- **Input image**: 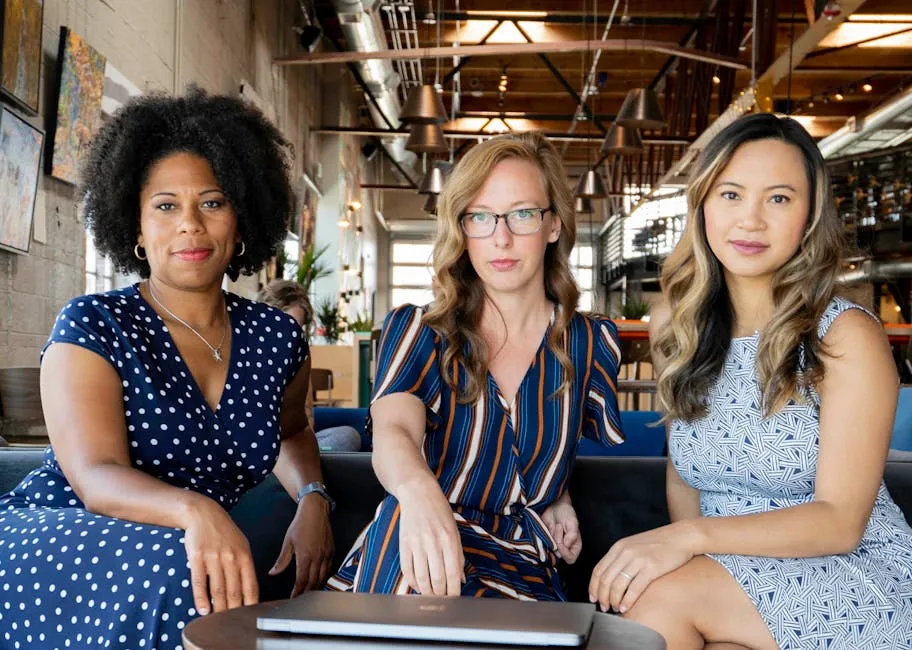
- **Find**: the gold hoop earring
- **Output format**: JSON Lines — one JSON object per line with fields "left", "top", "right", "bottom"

{"left": 236, "top": 241, "right": 246, "bottom": 257}
{"left": 134, "top": 244, "right": 147, "bottom": 260}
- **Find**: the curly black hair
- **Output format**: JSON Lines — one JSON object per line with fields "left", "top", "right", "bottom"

{"left": 79, "top": 86, "right": 294, "bottom": 281}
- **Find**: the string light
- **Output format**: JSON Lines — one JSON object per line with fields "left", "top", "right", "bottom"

{"left": 801, "top": 77, "right": 878, "bottom": 110}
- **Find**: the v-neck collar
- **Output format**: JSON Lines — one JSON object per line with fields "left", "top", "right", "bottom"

{"left": 487, "top": 303, "right": 558, "bottom": 412}
{"left": 132, "top": 283, "right": 239, "bottom": 416}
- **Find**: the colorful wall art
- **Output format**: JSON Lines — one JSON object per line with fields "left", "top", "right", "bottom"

{"left": 0, "top": 0, "right": 44, "bottom": 114}
{"left": 0, "top": 105, "right": 43, "bottom": 254}
{"left": 48, "top": 26, "right": 105, "bottom": 185}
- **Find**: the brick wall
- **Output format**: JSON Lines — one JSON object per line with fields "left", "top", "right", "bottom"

{"left": 0, "top": 0, "right": 339, "bottom": 367}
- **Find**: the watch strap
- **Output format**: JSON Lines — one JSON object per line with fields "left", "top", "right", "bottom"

{"left": 296, "top": 481, "right": 336, "bottom": 512}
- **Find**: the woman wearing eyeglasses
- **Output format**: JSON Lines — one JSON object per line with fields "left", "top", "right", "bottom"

{"left": 326, "top": 132, "right": 623, "bottom": 600}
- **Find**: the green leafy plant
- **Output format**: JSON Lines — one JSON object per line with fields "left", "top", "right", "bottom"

{"left": 348, "top": 311, "right": 373, "bottom": 332}
{"left": 274, "top": 246, "right": 290, "bottom": 279}
{"left": 315, "top": 297, "right": 346, "bottom": 344}
{"left": 297, "top": 244, "right": 333, "bottom": 293}
{"left": 620, "top": 295, "right": 651, "bottom": 320}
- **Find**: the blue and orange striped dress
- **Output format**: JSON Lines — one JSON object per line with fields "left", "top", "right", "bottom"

{"left": 326, "top": 303, "right": 623, "bottom": 600}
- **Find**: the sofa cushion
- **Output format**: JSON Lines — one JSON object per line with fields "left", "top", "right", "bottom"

{"left": 0, "top": 449, "right": 44, "bottom": 494}
{"left": 4, "top": 448, "right": 911, "bottom": 603}
{"left": 312, "top": 407, "right": 668, "bottom": 457}
{"left": 314, "top": 407, "right": 370, "bottom": 451}
{"left": 578, "top": 411, "right": 666, "bottom": 457}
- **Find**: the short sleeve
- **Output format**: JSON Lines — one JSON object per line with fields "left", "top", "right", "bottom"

{"left": 266, "top": 306, "right": 308, "bottom": 387}
{"left": 41, "top": 295, "right": 118, "bottom": 366}
{"left": 371, "top": 304, "right": 442, "bottom": 415}
{"left": 288, "top": 327, "right": 309, "bottom": 385}
{"left": 582, "top": 316, "right": 624, "bottom": 446}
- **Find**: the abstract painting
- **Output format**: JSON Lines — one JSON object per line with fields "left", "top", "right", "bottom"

{"left": 48, "top": 26, "right": 105, "bottom": 185}
{"left": 0, "top": 106, "right": 43, "bottom": 254}
{"left": 0, "top": 0, "right": 44, "bottom": 114}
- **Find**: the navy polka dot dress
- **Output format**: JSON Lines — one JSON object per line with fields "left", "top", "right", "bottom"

{"left": 0, "top": 284, "right": 308, "bottom": 650}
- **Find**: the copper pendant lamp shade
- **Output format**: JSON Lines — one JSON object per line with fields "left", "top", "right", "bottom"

{"left": 406, "top": 123, "right": 447, "bottom": 154}
{"left": 418, "top": 163, "right": 447, "bottom": 195}
{"left": 423, "top": 193, "right": 438, "bottom": 215}
{"left": 574, "top": 169, "right": 608, "bottom": 199}
{"left": 574, "top": 197, "right": 593, "bottom": 214}
{"left": 616, "top": 88, "right": 667, "bottom": 130}
{"left": 401, "top": 84, "right": 447, "bottom": 124}
{"left": 602, "top": 123, "right": 645, "bottom": 155}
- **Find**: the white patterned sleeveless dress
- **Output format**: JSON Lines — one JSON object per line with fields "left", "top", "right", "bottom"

{"left": 670, "top": 297, "right": 912, "bottom": 649}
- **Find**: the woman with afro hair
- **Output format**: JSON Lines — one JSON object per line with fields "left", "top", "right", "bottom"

{"left": 0, "top": 88, "right": 334, "bottom": 649}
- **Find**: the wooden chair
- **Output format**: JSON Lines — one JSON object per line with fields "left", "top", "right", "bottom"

{"left": 618, "top": 339, "right": 654, "bottom": 411}
{"left": 310, "top": 368, "right": 341, "bottom": 407}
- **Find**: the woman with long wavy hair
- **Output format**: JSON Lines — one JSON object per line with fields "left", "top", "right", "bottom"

{"left": 589, "top": 113, "right": 912, "bottom": 649}
{"left": 326, "top": 132, "right": 624, "bottom": 600}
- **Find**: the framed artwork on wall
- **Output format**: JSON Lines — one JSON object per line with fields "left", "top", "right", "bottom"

{"left": 47, "top": 26, "right": 105, "bottom": 185}
{"left": 299, "top": 170, "right": 322, "bottom": 251}
{"left": 0, "top": 0, "right": 44, "bottom": 115}
{"left": 0, "top": 105, "right": 43, "bottom": 254}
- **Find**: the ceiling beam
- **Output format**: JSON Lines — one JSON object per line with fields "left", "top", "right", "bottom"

{"left": 434, "top": 11, "right": 807, "bottom": 25}
{"left": 315, "top": 126, "right": 694, "bottom": 145}
{"left": 274, "top": 39, "right": 748, "bottom": 70}
{"left": 792, "top": 67, "right": 912, "bottom": 76}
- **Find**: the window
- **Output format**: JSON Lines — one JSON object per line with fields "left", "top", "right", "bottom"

{"left": 390, "top": 241, "right": 596, "bottom": 312}
{"left": 390, "top": 242, "right": 434, "bottom": 307}
{"left": 85, "top": 236, "right": 114, "bottom": 294}
{"left": 570, "top": 244, "right": 594, "bottom": 312}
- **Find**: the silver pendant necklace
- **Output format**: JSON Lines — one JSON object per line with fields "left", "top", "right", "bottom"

{"left": 147, "top": 282, "right": 228, "bottom": 362}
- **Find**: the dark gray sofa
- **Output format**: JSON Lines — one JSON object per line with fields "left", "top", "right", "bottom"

{"left": 2, "top": 449, "right": 910, "bottom": 602}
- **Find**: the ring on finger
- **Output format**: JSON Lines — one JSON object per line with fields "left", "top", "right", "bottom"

{"left": 619, "top": 570, "right": 634, "bottom": 580}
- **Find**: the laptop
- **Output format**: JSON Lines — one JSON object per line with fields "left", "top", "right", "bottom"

{"left": 257, "top": 591, "right": 595, "bottom": 647}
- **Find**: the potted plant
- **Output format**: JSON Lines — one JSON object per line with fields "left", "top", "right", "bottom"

{"left": 315, "top": 297, "right": 347, "bottom": 344}
{"left": 348, "top": 311, "right": 373, "bottom": 333}
{"left": 297, "top": 244, "right": 333, "bottom": 294}
{"left": 620, "top": 295, "right": 651, "bottom": 321}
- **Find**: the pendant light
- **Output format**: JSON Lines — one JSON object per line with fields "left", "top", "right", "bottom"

{"left": 574, "top": 169, "right": 608, "bottom": 199}
{"left": 423, "top": 192, "right": 438, "bottom": 215}
{"left": 601, "top": 123, "right": 645, "bottom": 155}
{"left": 401, "top": 84, "right": 447, "bottom": 124}
{"left": 575, "top": 197, "right": 593, "bottom": 214}
{"left": 615, "top": 88, "right": 666, "bottom": 130}
{"left": 418, "top": 162, "right": 447, "bottom": 195}
{"left": 406, "top": 123, "right": 447, "bottom": 154}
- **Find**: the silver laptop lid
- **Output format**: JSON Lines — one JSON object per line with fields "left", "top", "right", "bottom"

{"left": 257, "top": 591, "right": 595, "bottom": 647}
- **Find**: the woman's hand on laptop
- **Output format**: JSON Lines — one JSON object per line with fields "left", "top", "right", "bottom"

{"left": 542, "top": 491, "right": 582, "bottom": 564}
{"left": 397, "top": 476, "right": 466, "bottom": 596}
{"left": 183, "top": 497, "right": 259, "bottom": 615}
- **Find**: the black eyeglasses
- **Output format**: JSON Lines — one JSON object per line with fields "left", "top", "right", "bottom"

{"left": 460, "top": 207, "right": 553, "bottom": 238}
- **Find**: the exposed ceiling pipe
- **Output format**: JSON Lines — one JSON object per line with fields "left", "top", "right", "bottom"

{"left": 838, "top": 260, "right": 912, "bottom": 284}
{"left": 330, "top": 0, "right": 416, "bottom": 171}
{"left": 818, "top": 85, "right": 912, "bottom": 159}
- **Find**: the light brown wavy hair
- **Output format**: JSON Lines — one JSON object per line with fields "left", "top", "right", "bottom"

{"left": 423, "top": 132, "right": 580, "bottom": 403}
{"left": 257, "top": 279, "right": 312, "bottom": 326}
{"left": 655, "top": 113, "right": 844, "bottom": 422}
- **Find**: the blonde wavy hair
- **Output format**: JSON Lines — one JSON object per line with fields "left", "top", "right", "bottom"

{"left": 423, "top": 132, "right": 580, "bottom": 403}
{"left": 655, "top": 113, "right": 844, "bottom": 422}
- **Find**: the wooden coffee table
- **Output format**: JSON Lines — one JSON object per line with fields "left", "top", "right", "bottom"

{"left": 183, "top": 600, "right": 666, "bottom": 649}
